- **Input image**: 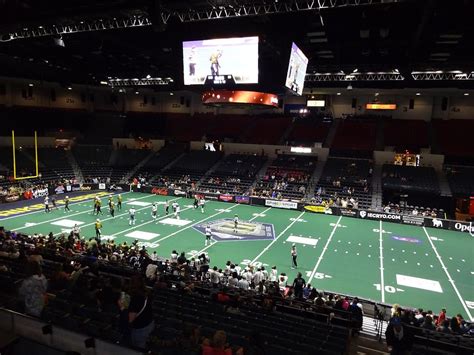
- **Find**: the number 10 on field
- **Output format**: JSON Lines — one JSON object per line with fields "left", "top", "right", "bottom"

{"left": 373, "top": 283, "right": 405, "bottom": 293}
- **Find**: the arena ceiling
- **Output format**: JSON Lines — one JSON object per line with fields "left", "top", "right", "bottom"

{"left": 0, "top": 0, "right": 473, "bottom": 91}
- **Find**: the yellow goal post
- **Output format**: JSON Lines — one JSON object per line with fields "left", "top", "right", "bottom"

{"left": 11, "top": 130, "right": 39, "bottom": 180}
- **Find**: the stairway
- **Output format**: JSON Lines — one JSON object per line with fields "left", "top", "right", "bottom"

{"left": 305, "top": 159, "right": 327, "bottom": 199}
{"left": 66, "top": 150, "right": 84, "bottom": 183}
{"left": 196, "top": 154, "right": 226, "bottom": 187}
{"left": 119, "top": 150, "right": 157, "bottom": 184}
{"left": 436, "top": 169, "right": 452, "bottom": 197}
{"left": 248, "top": 157, "right": 273, "bottom": 193}
{"left": 371, "top": 164, "right": 383, "bottom": 210}
{"left": 323, "top": 119, "right": 340, "bottom": 148}
{"left": 149, "top": 153, "right": 186, "bottom": 183}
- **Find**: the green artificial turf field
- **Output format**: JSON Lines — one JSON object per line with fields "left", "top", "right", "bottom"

{"left": 1, "top": 191, "right": 473, "bottom": 320}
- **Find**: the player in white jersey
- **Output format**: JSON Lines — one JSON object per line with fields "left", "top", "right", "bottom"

{"left": 199, "top": 198, "right": 205, "bottom": 213}
{"left": 174, "top": 204, "right": 181, "bottom": 219}
{"left": 205, "top": 225, "right": 212, "bottom": 246}
{"left": 151, "top": 203, "right": 158, "bottom": 220}
{"left": 44, "top": 197, "right": 50, "bottom": 213}
{"left": 129, "top": 208, "right": 136, "bottom": 225}
{"left": 233, "top": 214, "right": 239, "bottom": 233}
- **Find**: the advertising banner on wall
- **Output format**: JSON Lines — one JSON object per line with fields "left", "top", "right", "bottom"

{"left": 265, "top": 199, "right": 298, "bottom": 210}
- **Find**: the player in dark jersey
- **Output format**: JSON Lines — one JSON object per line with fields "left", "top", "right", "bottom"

{"left": 193, "top": 196, "right": 199, "bottom": 209}
{"left": 51, "top": 197, "right": 57, "bottom": 210}
{"left": 64, "top": 196, "right": 70, "bottom": 212}
{"left": 109, "top": 201, "right": 115, "bottom": 218}
{"left": 165, "top": 200, "right": 170, "bottom": 215}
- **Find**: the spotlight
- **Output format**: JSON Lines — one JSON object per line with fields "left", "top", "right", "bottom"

{"left": 464, "top": 93, "right": 469, "bottom": 96}
{"left": 146, "top": 74, "right": 151, "bottom": 79}
{"left": 67, "top": 87, "right": 72, "bottom": 90}
{"left": 28, "top": 83, "right": 34, "bottom": 87}
{"left": 416, "top": 93, "right": 421, "bottom": 96}
{"left": 347, "top": 84, "right": 353, "bottom": 90}
{"left": 336, "top": 92, "right": 341, "bottom": 96}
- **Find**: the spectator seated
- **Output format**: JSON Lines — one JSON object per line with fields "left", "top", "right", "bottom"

{"left": 315, "top": 157, "right": 372, "bottom": 209}
{"left": 199, "top": 154, "right": 266, "bottom": 195}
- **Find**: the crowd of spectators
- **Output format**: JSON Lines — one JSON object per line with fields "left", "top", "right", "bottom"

{"left": 382, "top": 203, "right": 443, "bottom": 218}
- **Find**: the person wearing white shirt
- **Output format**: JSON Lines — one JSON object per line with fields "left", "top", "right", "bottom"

{"left": 209, "top": 266, "right": 221, "bottom": 287}
{"left": 270, "top": 266, "right": 278, "bottom": 282}
{"left": 238, "top": 277, "right": 250, "bottom": 290}
{"left": 150, "top": 251, "right": 158, "bottom": 261}
{"left": 228, "top": 272, "right": 239, "bottom": 288}
{"left": 261, "top": 266, "right": 269, "bottom": 281}
{"left": 253, "top": 268, "right": 264, "bottom": 285}
{"left": 278, "top": 273, "right": 288, "bottom": 290}
{"left": 170, "top": 250, "right": 178, "bottom": 264}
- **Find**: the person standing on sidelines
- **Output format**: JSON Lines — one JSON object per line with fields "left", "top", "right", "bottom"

{"left": 199, "top": 198, "right": 205, "bottom": 214}
{"left": 64, "top": 196, "right": 70, "bottom": 212}
{"left": 129, "top": 208, "right": 136, "bottom": 226}
{"left": 151, "top": 203, "right": 158, "bottom": 220}
{"left": 165, "top": 200, "right": 170, "bottom": 215}
{"left": 117, "top": 194, "right": 122, "bottom": 210}
{"left": 205, "top": 225, "right": 212, "bottom": 246}
{"left": 175, "top": 203, "right": 181, "bottom": 220}
{"left": 291, "top": 244, "right": 298, "bottom": 269}
{"left": 233, "top": 214, "right": 239, "bottom": 233}
{"left": 44, "top": 196, "right": 50, "bottom": 213}
{"left": 95, "top": 219, "right": 102, "bottom": 240}
{"left": 51, "top": 197, "right": 57, "bottom": 210}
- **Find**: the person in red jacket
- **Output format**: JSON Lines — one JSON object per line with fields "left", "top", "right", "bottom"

{"left": 435, "top": 308, "right": 446, "bottom": 327}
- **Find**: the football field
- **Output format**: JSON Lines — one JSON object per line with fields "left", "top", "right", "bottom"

{"left": 1, "top": 191, "right": 473, "bottom": 320}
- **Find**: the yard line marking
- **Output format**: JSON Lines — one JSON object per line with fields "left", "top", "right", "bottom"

{"left": 0, "top": 191, "right": 134, "bottom": 221}
{"left": 379, "top": 220, "right": 385, "bottom": 303}
{"left": 250, "top": 211, "right": 306, "bottom": 264}
{"left": 191, "top": 206, "right": 273, "bottom": 257}
{"left": 308, "top": 216, "right": 342, "bottom": 282}
{"left": 153, "top": 203, "right": 241, "bottom": 244}
{"left": 13, "top": 192, "right": 153, "bottom": 231}
{"left": 422, "top": 226, "right": 473, "bottom": 321}
{"left": 52, "top": 197, "right": 182, "bottom": 237}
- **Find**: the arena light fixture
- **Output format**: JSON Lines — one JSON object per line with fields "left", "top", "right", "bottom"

{"left": 464, "top": 93, "right": 470, "bottom": 96}
{"left": 306, "top": 70, "right": 404, "bottom": 82}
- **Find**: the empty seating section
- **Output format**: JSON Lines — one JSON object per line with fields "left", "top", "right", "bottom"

{"left": 157, "top": 151, "right": 223, "bottom": 188}
{"left": 287, "top": 119, "right": 331, "bottom": 145}
{"left": 73, "top": 145, "right": 113, "bottom": 182}
{"left": 242, "top": 116, "right": 292, "bottom": 144}
{"left": 445, "top": 165, "right": 474, "bottom": 197}
{"left": 332, "top": 119, "right": 376, "bottom": 151}
{"left": 198, "top": 154, "right": 266, "bottom": 194}
{"left": 109, "top": 148, "right": 151, "bottom": 182}
{"left": 254, "top": 155, "right": 316, "bottom": 200}
{"left": 433, "top": 119, "right": 474, "bottom": 157}
{"left": 36, "top": 148, "right": 75, "bottom": 182}
{"left": 382, "top": 165, "right": 440, "bottom": 194}
{"left": 317, "top": 158, "right": 372, "bottom": 208}
{"left": 384, "top": 119, "right": 429, "bottom": 151}
{"left": 135, "top": 144, "right": 184, "bottom": 179}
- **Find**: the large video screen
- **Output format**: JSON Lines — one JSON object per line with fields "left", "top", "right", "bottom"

{"left": 285, "top": 42, "right": 308, "bottom": 96}
{"left": 183, "top": 36, "right": 259, "bottom": 86}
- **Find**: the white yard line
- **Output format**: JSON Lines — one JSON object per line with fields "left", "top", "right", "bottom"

{"left": 422, "top": 226, "right": 473, "bottom": 321}
{"left": 308, "top": 215, "right": 343, "bottom": 282}
{"left": 191, "top": 206, "right": 273, "bottom": 257}
{"left": 153, "top": 203, "right": 241, "bottom": 244}
{"left": 250, "top": 210, "right": 306, "bottom": 264}
{"left": 0, "top": 191, "right": 133, "bottom": 221}
{"left": 13, "top": 192, "right": 154, "bottom": 231}
{"left": 379, "top": 220, "right": 386, "bottom": 303}
{"left": 52, "top": 197, "right": 182, "bottom": 237}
